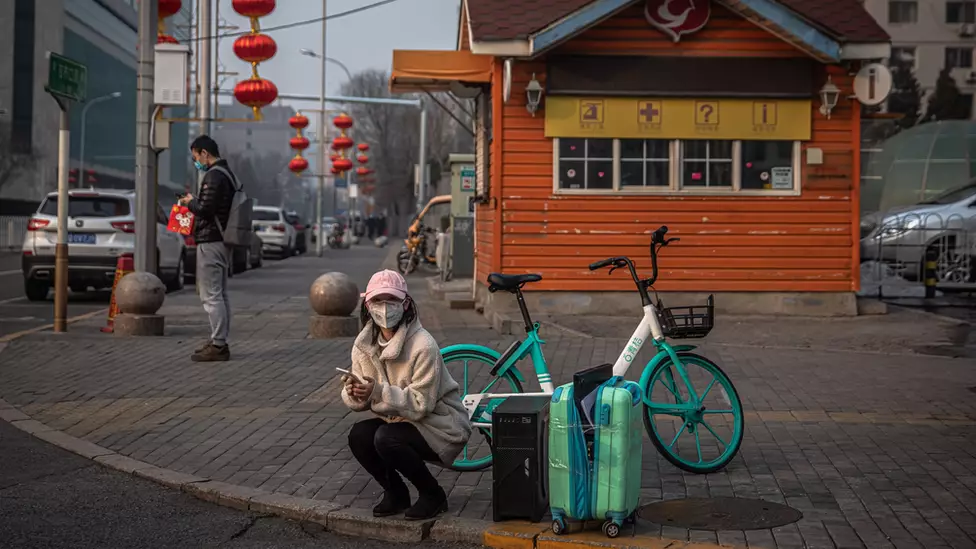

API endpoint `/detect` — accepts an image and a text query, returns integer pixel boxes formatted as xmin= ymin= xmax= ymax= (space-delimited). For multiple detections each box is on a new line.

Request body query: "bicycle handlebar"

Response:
xmin=589 ymin=225 xmax=680 ymax=302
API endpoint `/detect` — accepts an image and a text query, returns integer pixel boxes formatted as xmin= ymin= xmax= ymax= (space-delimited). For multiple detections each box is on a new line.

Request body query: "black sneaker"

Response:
xmin=404 ymin=487 xmax=447 ymax=521
xmin=372 ymin=490 xmax=411 ymax=518
xmin=191 ymin=344 xmax=230 ymax=362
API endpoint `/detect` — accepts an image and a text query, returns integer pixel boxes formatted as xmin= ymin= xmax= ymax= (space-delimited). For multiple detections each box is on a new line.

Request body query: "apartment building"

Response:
xmin=863 ymin=0 xmax=976 ymax=118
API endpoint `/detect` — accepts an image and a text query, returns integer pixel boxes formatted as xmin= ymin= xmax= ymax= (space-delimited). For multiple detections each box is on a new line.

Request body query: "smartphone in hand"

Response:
xmin=335 ymin=367 xmax=361 ymax=384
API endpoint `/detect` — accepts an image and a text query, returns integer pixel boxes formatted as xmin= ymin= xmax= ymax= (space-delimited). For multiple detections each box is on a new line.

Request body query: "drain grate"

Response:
xmin=638 ymin=497 xmax=802 ymax=531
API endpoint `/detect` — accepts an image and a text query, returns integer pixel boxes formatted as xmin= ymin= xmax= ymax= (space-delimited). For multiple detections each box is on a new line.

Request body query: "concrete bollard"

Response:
xmin=309 ymin=272 xmax=361 ymax=338
xmin=113 ymin=272 xmax=166 ymax=336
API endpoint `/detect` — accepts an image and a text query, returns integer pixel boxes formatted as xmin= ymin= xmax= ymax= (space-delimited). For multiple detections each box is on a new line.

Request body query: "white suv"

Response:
xmin=21 ymin=189 xmax=187 ymax=301
xmin=252 ymin=206 xmax=296 ymax=257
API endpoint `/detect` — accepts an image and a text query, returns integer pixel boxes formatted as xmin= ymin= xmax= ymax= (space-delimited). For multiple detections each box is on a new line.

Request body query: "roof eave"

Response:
xmin=839 ymin=42 xmax=891 ymax=60
xmin=469 ymin=39 xmax=533 ymax=57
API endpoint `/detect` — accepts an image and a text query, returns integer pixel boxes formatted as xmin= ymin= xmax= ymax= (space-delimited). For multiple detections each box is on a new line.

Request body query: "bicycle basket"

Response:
xmin=658 ymin=294 xmax=714 ymax=339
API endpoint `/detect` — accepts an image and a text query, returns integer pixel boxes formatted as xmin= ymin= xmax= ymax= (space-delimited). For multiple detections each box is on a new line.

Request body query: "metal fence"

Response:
xmin=860 ymin=210 xmax=976 ymax=299
xmin=0 ymin=216 xmax=28 ymax=252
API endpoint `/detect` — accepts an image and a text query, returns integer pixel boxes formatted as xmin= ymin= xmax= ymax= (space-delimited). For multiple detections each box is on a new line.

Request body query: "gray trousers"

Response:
xmin=197 ymin=242 xmax=231 ymax=346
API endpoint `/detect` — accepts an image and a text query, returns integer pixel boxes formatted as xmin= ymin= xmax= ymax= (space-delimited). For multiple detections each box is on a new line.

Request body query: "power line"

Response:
xmin=186 ymin=0 xmax=403 ymax=42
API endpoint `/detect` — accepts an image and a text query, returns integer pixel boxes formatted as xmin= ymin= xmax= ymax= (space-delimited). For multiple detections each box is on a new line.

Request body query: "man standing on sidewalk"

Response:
xmin=179 ymin=135 xmax=235 ymax=362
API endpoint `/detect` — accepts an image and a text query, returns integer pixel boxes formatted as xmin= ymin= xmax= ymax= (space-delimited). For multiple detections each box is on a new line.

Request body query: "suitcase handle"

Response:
xmin=604 ymin=376 xmax=642 ymax=406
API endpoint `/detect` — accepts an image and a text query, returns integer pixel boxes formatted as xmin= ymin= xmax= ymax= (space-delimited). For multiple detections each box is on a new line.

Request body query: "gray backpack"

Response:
xmin=210 ymin=165 xmax=253 ymax=247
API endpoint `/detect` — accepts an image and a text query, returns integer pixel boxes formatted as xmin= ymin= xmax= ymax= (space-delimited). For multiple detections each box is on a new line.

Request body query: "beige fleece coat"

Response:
xmin=341 ymin=317 xmax=472 ymax=465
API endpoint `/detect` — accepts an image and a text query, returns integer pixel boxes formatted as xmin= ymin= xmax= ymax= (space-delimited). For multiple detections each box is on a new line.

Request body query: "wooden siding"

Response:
xmin=474 ymin=91 xmax=494 ymax=282
xmin=488 ymin=8 xmax=859 ymax=293
xmin=559 ymin=4 xmax=807 ymax=58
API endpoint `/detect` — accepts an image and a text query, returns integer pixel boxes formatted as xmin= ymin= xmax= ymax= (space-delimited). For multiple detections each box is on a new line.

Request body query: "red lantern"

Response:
xmin=234 ymin=78 xmax=278 ymax=119
xmin=232 ymin=0 xmax=277 ymax=120
xmin=232 ymin=0 xmax=276 ymax=19
xmin=289 ymin=113 xmax=309 ymax=129
xmin=289 ymin=157 xmax=309 ymax=174
xmin=157 ymin=0 xmax=182 ymax=39
xmin=332 ymin=113 xmax=353 ymax=130
xmin=333 ymin=157 xmax=354 ymax=172
xmin=233 ymin=34 xmax=277 ymax=64
xmin=356 ymin=167 xmax=371 ymax=177
xmin=289 ymin=136 xmax=310 ymax=151
xmin=159 ymin=0 xmax=182 ymax=17
xmin=331 ymin=166 xmax=342 ymax=175
xmin=331 ymin=136 xmax=354 ymax=152
xmin=357 ymin=154 xmax=369 ymax=164
xmin=357 ymin=143 xmax=370 ymax=152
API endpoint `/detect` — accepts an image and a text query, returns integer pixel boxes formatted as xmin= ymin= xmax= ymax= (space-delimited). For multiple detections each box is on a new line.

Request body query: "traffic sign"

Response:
xmin=853 ymin=63 xmax=892 ymax=107
xmin=46 ymin=52 xmax=87 ymax=103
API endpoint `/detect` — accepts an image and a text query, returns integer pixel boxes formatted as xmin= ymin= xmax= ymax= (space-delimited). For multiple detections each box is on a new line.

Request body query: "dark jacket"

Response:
xmin=188 ymin=159 xmax=236 ymax=244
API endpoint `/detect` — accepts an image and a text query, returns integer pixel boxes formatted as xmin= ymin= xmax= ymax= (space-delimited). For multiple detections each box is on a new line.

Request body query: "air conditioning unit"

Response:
xmin=960 ymin=23 xmax=975 ymax=37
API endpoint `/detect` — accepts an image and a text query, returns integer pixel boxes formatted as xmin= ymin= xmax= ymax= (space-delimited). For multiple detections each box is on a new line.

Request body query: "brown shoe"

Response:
xmin=194 ymin=340 xmax=212 ymax=354
xmin=191 ymin=343 xmax=230 ymax=362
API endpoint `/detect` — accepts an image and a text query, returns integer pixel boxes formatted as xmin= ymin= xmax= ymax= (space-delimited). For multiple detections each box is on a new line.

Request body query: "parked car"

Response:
xmin=285 ymin=211 xmax=308 ymax=254
xmin=252 ymin=206 xmax=296 ymax=258
xmin=21 ymin=189 xmax=186 ymax=301
xmin=184 ymin=227 xmax=262 ymax=282
xmin=860 ymin=181 xmax=976 ymax=282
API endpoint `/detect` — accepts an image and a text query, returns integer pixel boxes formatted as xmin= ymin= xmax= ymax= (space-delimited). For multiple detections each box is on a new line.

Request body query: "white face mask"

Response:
xmin=369 ymin=301 xmax=405 ymax=329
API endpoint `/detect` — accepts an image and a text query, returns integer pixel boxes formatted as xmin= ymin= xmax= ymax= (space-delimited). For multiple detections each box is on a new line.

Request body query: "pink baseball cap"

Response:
xmin=362 ymin=269 xmax=408 ymax=302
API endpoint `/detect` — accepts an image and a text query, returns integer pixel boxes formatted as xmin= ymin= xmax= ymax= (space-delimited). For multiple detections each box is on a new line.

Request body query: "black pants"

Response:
xmin=348 ymin=418 xmax=441 ymax=497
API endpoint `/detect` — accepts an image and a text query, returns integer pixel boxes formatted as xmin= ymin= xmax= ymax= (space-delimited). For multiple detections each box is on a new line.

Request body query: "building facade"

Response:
xmin=391 ymin=0 xmax=890 ymax=316
xmin=0 ymin=0 xmax=190 ymax=213
xmin=863 ymin=0 xmax=976 ymax=118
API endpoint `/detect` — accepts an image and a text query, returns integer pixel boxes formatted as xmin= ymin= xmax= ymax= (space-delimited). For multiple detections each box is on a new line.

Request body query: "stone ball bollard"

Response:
xmin=308 ymin=272 xmax=361 ymax=338
xmin=114 ymin=271 xmax=166 ymax=336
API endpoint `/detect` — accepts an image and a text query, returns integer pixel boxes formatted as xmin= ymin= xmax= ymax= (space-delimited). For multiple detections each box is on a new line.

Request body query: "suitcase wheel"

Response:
xmin=551 ymin=518 xmax=567 ymax=535
xmin=602 ymin=520 xmax=621 ymax=538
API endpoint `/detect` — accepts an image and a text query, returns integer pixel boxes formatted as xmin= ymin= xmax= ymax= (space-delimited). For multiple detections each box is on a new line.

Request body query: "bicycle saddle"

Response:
xmin=487 ymin=273 xmax=542 ymax=291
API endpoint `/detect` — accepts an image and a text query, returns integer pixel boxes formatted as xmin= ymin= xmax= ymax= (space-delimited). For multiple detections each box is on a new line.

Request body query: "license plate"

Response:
xmin=68 ymin=233 xmax=96 ymax=244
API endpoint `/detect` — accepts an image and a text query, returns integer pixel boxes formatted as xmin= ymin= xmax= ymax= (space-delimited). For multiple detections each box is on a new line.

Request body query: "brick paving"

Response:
xmin=2 ymin=248 xmax=976 ymax=548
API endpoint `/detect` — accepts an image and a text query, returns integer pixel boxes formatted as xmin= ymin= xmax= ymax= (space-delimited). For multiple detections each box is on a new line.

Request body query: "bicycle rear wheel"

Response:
xmin=642 ymin=352 xmax=743 ymax=474
xmin=441 ymin=347 xmax=523 ymax=471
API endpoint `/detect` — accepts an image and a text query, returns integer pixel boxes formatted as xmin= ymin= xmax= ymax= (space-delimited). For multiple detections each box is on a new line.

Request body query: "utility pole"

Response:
xmin=197 ymin=0 xmax=212 ymax=192
xmin=416 ymin=104 xmax=428 ymax=212
xmin=134 ymin=0 xmax=158 ymax=273
xmin=316 ymin=0 xmax=328 ymax=257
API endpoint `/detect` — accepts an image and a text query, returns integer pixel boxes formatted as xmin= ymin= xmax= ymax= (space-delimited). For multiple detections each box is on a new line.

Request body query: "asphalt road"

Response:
xmin=0 ymin=252 xmax=111 ymax=338
xmin=0 ymin=419 xmax=479 ymax=549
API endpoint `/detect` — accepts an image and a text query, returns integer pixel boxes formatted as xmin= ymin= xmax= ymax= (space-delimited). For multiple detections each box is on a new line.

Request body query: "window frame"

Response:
xmin=946 ymin=0 xmax=976 ymax=23
xmin=888 ymin=0 xmax=919 ymax=23
xmin=945 ymin=46 xmax=974 ymax=69
xmin=552 ymin=138 xmax=802 ymax=197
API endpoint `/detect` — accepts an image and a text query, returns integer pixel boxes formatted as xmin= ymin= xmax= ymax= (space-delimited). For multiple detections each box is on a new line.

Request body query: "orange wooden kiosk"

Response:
xmin=390 ymin=0 xmax=890 ymax=316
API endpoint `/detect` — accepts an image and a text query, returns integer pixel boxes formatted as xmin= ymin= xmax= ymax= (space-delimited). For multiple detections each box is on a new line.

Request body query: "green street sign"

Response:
xmin=45 ymin=52 xmax=87 ymax=103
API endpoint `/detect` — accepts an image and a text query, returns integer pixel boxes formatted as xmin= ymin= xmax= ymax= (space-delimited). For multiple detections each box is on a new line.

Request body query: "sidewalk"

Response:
xmin=1 ymin=250 xmax=976 ymax=548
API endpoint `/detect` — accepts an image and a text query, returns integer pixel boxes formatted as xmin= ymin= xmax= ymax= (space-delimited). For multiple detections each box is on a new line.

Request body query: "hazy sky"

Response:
xmin=214 ymin=0 xmax=460 ymax=105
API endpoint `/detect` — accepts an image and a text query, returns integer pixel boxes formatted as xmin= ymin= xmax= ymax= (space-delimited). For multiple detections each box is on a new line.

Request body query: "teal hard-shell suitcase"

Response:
xmin=548 ymin=376 xmax=643 ymax=538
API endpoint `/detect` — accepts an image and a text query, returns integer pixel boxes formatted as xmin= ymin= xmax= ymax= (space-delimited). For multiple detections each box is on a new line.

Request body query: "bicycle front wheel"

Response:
xmin=441 ymin=346 xmax=523 ymax=471
xmin=643 ymin=352 xmax=744 ymax=474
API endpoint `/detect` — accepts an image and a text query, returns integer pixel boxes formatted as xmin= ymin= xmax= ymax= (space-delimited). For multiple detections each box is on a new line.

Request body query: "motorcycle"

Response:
xmin=326 ymin=223 xmax=345 ymax=249
xmin=397 ymin=224 xmax=438 ymax=275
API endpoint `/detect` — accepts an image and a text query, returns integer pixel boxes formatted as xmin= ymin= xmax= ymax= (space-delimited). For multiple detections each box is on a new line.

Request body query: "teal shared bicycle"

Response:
xmin=440 ymin=226 xmax=744 ymax=474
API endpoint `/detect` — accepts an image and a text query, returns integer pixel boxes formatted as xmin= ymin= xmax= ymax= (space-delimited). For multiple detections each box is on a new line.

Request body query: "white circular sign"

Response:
xmin=760 ymin=171 xmax=769 ymax=181
xmin=853 ymin=63 xmax=893 ymax=107
xmin=567 ymin=169 xmax=577 ymax=178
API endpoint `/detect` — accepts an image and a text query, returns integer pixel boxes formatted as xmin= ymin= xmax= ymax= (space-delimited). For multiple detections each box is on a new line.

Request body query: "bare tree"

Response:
xmin=0 ymin=121 xmax=40 ymax=193
xmin=338 ymin=69 xmax=475 ymax=224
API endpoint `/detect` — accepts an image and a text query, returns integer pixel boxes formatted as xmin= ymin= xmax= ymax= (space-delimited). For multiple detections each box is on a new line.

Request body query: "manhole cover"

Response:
xmin=638 ymin=497 xmax=802 ymax=531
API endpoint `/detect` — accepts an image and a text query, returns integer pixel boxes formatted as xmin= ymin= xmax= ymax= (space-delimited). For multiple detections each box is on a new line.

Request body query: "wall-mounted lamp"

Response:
xmin=525 ymin=73 xmax=544 ymax=117
xmin=818 ymin=75 xmax=841 ymax=119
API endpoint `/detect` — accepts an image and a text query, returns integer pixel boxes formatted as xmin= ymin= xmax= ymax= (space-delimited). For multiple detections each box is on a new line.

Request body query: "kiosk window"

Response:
xmin=553 ymin=138 xmax=800 ymax=195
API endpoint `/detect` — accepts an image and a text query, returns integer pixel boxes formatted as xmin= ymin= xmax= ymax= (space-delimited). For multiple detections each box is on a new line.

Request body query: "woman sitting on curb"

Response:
xmin=340 ymin=269 xmax=472 ymax=520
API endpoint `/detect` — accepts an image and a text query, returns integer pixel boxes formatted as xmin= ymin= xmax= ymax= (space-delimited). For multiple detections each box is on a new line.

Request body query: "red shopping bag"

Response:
xmin=167 ymin=205 xmax=195 ymax=236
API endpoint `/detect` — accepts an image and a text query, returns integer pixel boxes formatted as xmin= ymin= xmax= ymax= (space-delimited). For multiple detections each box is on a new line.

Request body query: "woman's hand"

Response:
xmin=349 ymin=376 xmax=375 ymax=401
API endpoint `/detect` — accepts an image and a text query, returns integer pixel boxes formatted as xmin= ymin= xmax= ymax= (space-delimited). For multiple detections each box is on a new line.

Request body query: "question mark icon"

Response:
xmin=699 ymin=103 xmax=714 ymax=124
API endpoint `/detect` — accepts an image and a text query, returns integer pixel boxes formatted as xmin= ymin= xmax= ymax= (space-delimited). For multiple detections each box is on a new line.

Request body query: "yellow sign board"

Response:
xmin=545 ymin=97 xmax=812 ymax=141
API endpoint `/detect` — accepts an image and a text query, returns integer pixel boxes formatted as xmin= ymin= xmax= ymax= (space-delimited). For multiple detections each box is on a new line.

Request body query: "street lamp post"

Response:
xmin=78 ymin=91 xmax=122 ymax=184
xmin=299 ymin=49 xmax=353 ymax=81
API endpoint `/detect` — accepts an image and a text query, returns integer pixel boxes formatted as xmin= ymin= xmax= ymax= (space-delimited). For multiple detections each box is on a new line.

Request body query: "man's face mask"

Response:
xmin=368 ymin=300 xmax=405 ymax=329
xmin=192 ymin=151 xmax=209 ymax=172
